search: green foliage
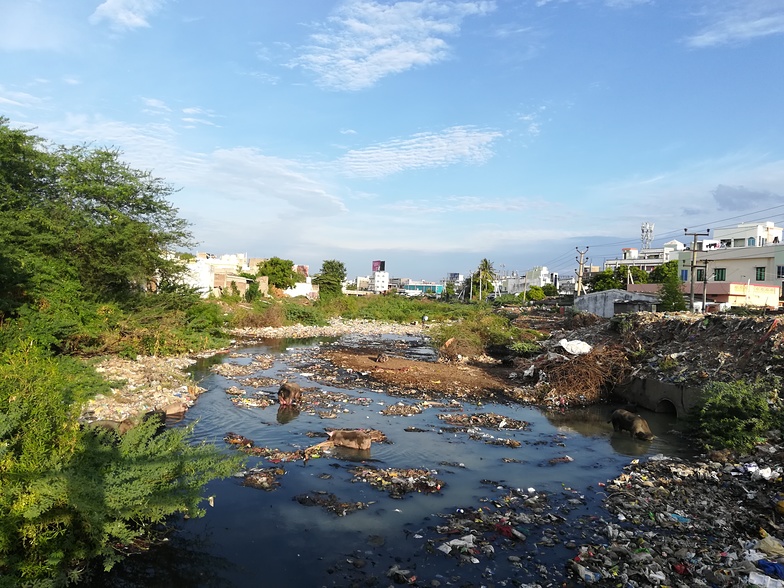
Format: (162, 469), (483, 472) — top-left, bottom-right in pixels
(526, 286), (546, 301)
(542, 283), (558, 296)
(658, 270), (687, 311)
(693, 377), (782, 452)
(255, 257), (303, 290)
(282, 299), (327, 326)
(469, 259), (496, 301)
(589, 266), (650, 292)
(0, 347), (244, 585)
(648, 260), (680, 283)
(589, 269), (623, 292)
(507, 340), (541, 356)
(312, 259), (346, 301)
(492, 293), (522, 306)
(429, 308), (519, 350)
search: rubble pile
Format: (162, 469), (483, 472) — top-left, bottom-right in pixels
(229, 318), (428, 342)
(81, 355), (202, 422)
(556, 312), (784, 387)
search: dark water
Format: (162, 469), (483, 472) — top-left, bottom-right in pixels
(90, 336), (696, 588)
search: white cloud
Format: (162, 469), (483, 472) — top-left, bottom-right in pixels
(141, 97), (171, 111)
(340, 125), (503, 178)
(90, 0), (167, 31)
(290, 0), (496, 91)
(181, 117), (218, 127)
(686, 1), (784, 47)
(384, 195), (544, 214)
(0, 86), (45, 108)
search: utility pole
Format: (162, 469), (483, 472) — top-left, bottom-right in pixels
(701, 259), (710, 312)
(684, 228), (710, 312)
(575, 247), (589, 296)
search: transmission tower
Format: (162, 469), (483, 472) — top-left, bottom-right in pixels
(641, 222), (654, 250)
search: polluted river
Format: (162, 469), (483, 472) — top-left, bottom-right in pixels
(93, 331), (698, 588)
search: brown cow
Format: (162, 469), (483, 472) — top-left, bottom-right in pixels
(327, 430), (372, 450)
(609, 409), (655, 441)
(277, 382), (302, 406)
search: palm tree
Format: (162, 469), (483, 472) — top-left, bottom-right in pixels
(473, 258), (496, 300)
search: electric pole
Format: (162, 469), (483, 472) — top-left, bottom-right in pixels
(575, 247), (589, 296)
(701, 259), (710, 312)
(684, 228), (710, 312)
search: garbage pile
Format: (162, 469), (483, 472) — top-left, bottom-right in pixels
(555, 312), (784, 387)
(349, 466), (445, 498)
(293, 492), (368, 516)
(567, 442), (784, 587)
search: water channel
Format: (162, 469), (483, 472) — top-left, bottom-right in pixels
(93, 334), (697, 587)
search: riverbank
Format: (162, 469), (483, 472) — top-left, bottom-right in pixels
(79, 315), (784, 587)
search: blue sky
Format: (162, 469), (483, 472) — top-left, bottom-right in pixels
(3, 0), (784, 282)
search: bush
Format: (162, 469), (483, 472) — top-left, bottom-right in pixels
(283, 299), (327, 326)
(0, 346), (243, 586)
(693, 377), (782, 452)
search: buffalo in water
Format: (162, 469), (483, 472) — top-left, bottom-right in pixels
(277, 382), (302, 406)
(609, 409), (654, 441)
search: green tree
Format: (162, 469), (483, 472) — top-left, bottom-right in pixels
(588, 269), (622, 292)
(616, 266), (649, 286)
(313, 259), (346, 300)
(255, 257), (303, 290)
(0, 122), (194, 305)
(649, 260), (680, 283)
(441, 282), (456, 301)
(658, 270), (687, 311)
(472, 259), (496, 300)
(526, 285), (546, 301)
(542, 283), (558, 296)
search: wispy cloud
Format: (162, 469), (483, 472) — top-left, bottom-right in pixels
(340, 125), (503, 178)
(686, 1), (784, 47)
(385, 195), (545, 214)
(0, 86), (45, 108)
(90, 0), (167, 31)
(290, 0), (496, 91)
(141, 97), (171, 112)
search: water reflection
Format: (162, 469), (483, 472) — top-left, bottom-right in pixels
(88, 338), (698, 587)
(275, 405), (300, 424)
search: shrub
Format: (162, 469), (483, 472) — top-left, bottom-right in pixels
(693, 377), (781, 452)
(0, 346), (243, 586)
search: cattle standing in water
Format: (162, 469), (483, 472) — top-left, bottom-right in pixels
(327, 430), (372, 450)
(609, 409), (655, 441)
(277, 382), (302, 406)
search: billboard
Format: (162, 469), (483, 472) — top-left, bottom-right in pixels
(372, 260), (385, 272)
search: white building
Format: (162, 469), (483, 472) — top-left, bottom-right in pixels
(604, 240), (685, 273)
(369, 271), (389, 293)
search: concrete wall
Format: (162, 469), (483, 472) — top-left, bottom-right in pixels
(574, 289), (659, 318)
(613, 378), (703, 419)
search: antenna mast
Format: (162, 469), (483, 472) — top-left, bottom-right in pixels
(641, 222), (654, 250)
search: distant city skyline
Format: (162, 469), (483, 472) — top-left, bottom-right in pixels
(3, 1), (784, 282)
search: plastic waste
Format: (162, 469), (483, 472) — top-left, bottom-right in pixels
(758, 535), (784, 559)
(748, 571), (784, 587)
(558, 338), (592, 355)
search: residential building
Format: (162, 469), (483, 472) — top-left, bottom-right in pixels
(369, 271), (389, 293)
(677, 221), (784, 306)
(604, 240), (685, 274)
